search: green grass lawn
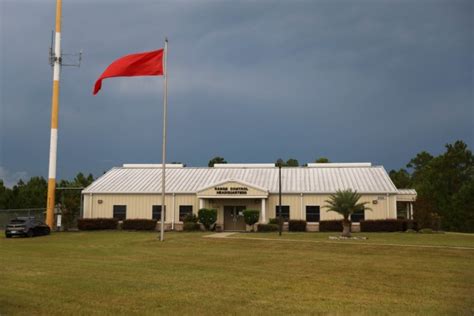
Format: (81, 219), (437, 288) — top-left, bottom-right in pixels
(1, 231), (473, 315)
(233, 231), (474, 248)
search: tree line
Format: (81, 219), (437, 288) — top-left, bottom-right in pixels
(0, 173), (94, 210)
(389, 140), (473, 232)
(0, 173), (94, 227)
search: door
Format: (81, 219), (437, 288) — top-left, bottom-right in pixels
(224, 206), (246, 231)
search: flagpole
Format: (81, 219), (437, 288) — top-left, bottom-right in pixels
(160, 38), (168, 241)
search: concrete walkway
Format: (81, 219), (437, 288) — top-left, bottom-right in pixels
(203, 232), (236, 238)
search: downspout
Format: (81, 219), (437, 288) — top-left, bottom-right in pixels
(89, 193), (93, 218)
(300, 193), (304, 220)
(386, 193), (390, 219)
(79, 192), (84, 218)
(172, 193), (176, 230)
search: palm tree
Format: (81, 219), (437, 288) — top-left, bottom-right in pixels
(324, 189), (371, 237)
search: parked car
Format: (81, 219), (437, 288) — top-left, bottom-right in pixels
(5, 217), (51, 238)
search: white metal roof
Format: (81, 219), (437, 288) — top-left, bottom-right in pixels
(307, 162), (372, 168)
(397, 189), (417, 195)
(214, 163), (275, 168)
(83, 164), (399, 194)
(122, 164), (184, 168)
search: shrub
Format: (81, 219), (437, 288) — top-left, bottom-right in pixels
(268, 218), (279, 225)
(360, 219), (419, 232)
(77, 218), (118, 230)
(419, 228), (434, 234)
(183, 213), (198, 223)
(289, 220), (307, 232)
(360, 219), (403, 232)
(183, 222), (201, 231)
(243, 210), (260, 231)
(257, 224), (279, 232)
(403, 220), (418, 231)
(429, 213), (442, 231)
(198, 208), (217, 230)
(319, 220), (343, 232)
(122, 219), (157, 231)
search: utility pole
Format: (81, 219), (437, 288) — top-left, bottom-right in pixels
(45, 0), (82, 229)
(45, 0), (63, 229)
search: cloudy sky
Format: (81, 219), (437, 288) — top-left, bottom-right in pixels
(0, 0), (472, 186)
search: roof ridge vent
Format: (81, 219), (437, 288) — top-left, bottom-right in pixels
(123, 164), (184, 168)
(307, 163), (372, 168)
(214, 163), (276, 168)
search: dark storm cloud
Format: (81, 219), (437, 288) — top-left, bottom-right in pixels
(0, 0), (472, 183)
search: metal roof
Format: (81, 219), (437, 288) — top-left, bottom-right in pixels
(397, 189), (417, 195)
(307, 162), (372, 168)
(82, 164), (399, 194)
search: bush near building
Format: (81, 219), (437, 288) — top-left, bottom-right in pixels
(198, 208), (217, 230)
(122, 219), (157, 231)
(77, 218), (118, 230)
(183, 222), (201, 231)
(289, 220), (307, 231)
(319, 220), (343, 232)
(183, 213), (199, 223)
(360, 219), (419, 232)
(182, 213), (201, 231)
(243, 209), (260, 231)
(257, 223), (279, 232)
(268, 218), (279, 224)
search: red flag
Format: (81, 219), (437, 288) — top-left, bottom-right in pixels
(93, 49), (164, 95)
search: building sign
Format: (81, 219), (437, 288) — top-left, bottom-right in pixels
(214, 186), (248, 195)
(197, 181), (268, 198)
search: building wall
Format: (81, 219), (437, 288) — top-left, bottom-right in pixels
(83, 193), (198, 227)
(265, 193), (397, 221)
(83, 192), (397, 225)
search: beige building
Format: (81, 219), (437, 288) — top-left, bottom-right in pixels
(81, 163), (416, 231)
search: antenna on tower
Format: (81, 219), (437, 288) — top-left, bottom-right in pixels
(49, 30), (55, 66)
(48, 30), (82, 68)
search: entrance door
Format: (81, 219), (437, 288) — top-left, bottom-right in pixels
(224, 206), (246, 231)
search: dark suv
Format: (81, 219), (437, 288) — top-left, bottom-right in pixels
(5, 217), (51, 238)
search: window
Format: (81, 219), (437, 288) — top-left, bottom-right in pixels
(113, 205), (126, 221)
(275, 205), (290, 222)
(152, 205), (166, 221)
(306, 206), (320, 222)
(351, 210), (365, 223)
(179, 205), (193, 222)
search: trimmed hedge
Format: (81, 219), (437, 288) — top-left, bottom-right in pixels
(319, 220), (343, 232)
(268, 218), (279, 225)
(404, 220), (418, 231)
(183, 213), (199, 223)
(183, 222), (201, 231)
(122, 219), (157, 231)
(77, 218), (118, 230)
(198, 208), (217, 230)
(360, 219), (419, 232)
(243, 210), (260, 227)
(257, 224), (279, 232)
(289, 220), (307, 232)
